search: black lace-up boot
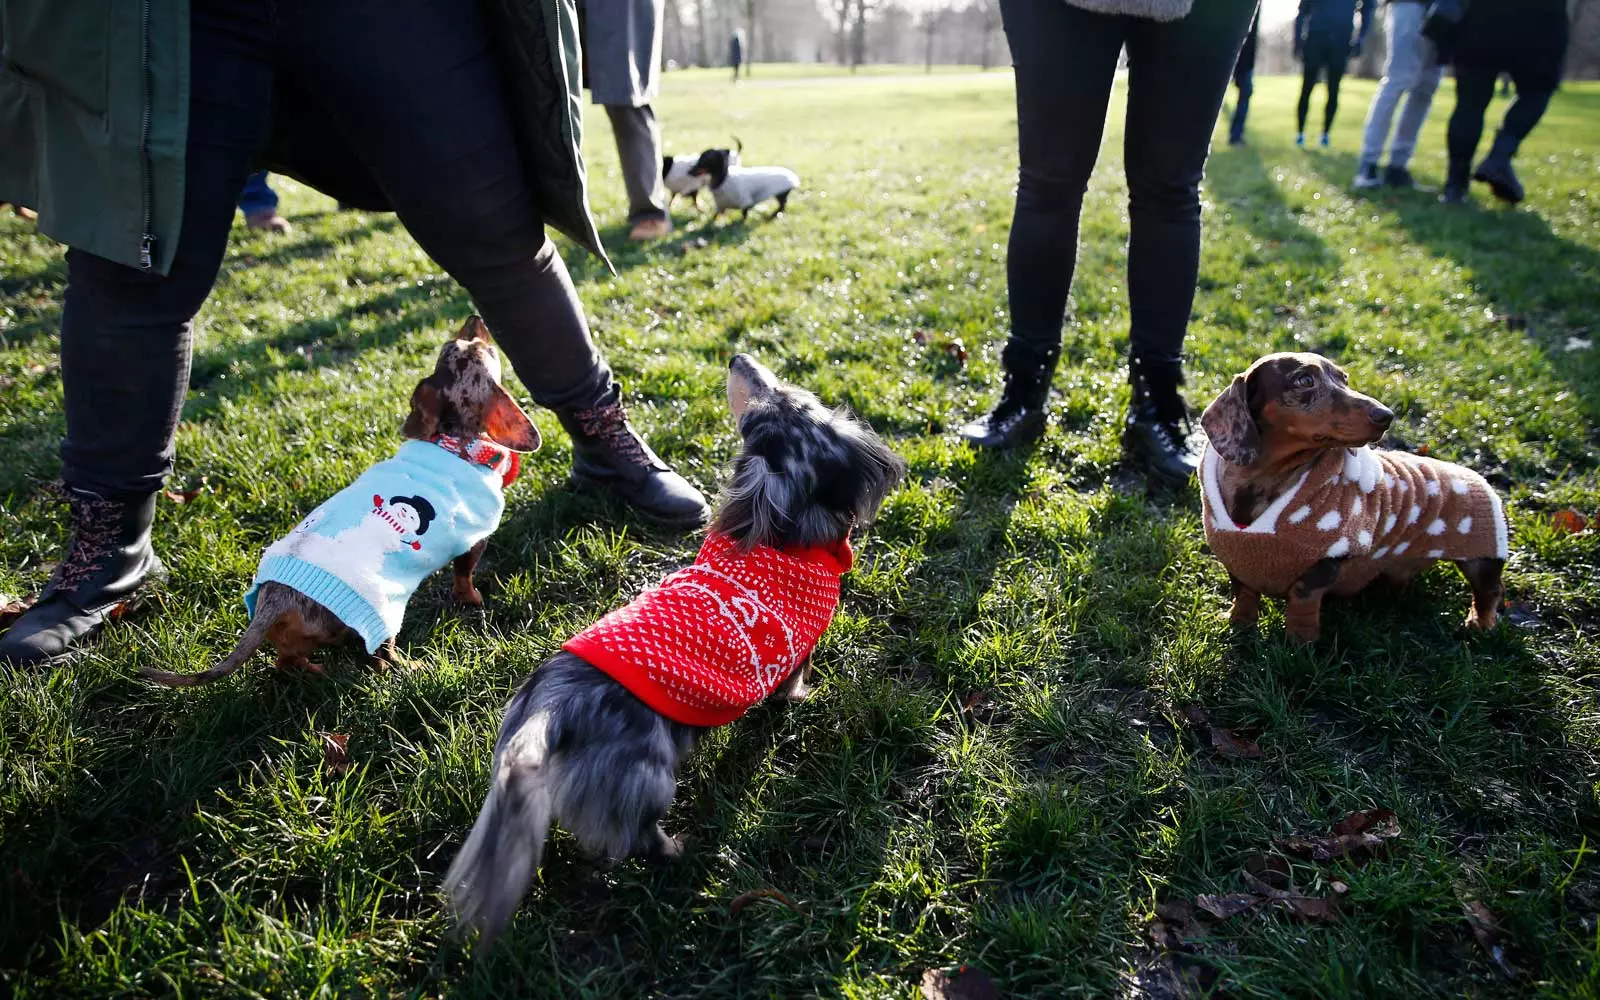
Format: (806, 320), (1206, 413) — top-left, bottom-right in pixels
(556, 401), (710, 528)
(0, 488), (164, 667)
(1122, 357), (1202, 489)
(957, 351), (1052, 450)
(1472, 130), (1525, 204)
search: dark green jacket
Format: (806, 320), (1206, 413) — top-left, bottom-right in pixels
(0, 0), (609, 275)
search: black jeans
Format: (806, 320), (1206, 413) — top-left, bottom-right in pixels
(997, 0), (1257, 378)
(1446, 61), (1554, 184)
(1296, 32), (1350, 136)
(60, 0), (615, 499)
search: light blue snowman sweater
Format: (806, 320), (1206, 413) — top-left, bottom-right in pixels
(246, 438), (515, 652)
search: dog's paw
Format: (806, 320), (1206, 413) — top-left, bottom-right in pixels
(784, 680), (813, 703)
(452, 581), (485, 608)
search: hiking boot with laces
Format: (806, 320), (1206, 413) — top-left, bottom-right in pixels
(1472, 131), (1525, 204)
(958, 366), (1049, 450)
(1122, 358), (1202, 489)
(556, 401), (709, 528)
(0, 487), (164, 667)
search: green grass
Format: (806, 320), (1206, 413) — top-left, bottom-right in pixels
(2, 70), (1598, 998)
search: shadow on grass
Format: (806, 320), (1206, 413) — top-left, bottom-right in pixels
(1206, 140), (1337, 271)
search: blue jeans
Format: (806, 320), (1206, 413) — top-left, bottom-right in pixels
(237, 170), (279, 216)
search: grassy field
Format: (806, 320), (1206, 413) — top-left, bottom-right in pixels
(2, 70), (1598, 998)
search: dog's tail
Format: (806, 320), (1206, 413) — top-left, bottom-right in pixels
(732, 134), (743, 155)
(138, 613), (271, 687)
(443, 690), (555, 945)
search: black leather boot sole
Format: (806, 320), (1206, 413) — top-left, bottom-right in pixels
(957, 406), (1046, 450)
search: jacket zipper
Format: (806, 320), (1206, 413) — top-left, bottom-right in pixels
(137, 0), (157, 271)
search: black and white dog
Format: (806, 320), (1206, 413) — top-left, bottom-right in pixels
(662, 139), (742, 212)
(689, 148), (800, 221)
(444, 354), (904, 944)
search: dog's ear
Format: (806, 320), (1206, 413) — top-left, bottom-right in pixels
(713, 452), (795, 550)
(1200, 374), (1260, 466)
(482, 382), (541, 452)
(403, 379), (442, 440)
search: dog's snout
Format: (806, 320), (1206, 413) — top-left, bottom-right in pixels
(1370, 405), (1394, 428)
(729, 353), (751, 372)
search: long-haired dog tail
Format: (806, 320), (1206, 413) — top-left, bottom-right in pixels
(138, 613), (272, 687)
(443, 685), (555, 945)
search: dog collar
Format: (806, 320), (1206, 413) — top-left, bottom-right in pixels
(429, 435), (522, 489)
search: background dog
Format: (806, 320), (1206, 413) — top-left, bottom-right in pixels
(443, 353), (904, 944)
(140, 317), (540, 685)
(689, 148), (799, 221)
(1199, 352), (1508, 643)
(663, 139), (741, 212)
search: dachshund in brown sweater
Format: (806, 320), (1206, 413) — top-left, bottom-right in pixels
(1199, 353), (1508, 643)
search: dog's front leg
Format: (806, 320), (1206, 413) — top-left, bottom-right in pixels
(368, 637), (415, 672)
(1284, 557), (1342, 644)
(775, 656), (815, 703)
(1457, 557), (1505, 630)
(452, 539), (488, 607)
(1229, 573), (1262, 629)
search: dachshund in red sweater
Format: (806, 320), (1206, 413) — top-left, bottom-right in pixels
(445, 354), (904, 943)
(1199, 352), (1508, 643)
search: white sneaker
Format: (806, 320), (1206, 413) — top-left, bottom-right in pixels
(1353, 163), (1382, 189)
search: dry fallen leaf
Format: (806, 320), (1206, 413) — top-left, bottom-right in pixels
(1463, 900), (1517, 980)
(1282, 894), (1339, 923)
(1276, 808), (1400, 861)
(912, 329), (930, 345)
(728, 887), (804, 917)
(943, 341), (968, 364)
(163, 476), (210, 505)
(1209, 727), (1263, 760)
(920, 965), (1000, 1000)
(320, 732), (352, 776)
(1551, 509), (1590, 535)
(1244, 853), (1293, 891)
(1195, 892), (1261, 920)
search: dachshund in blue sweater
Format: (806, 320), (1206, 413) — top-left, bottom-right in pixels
(141, 316), (540, 685)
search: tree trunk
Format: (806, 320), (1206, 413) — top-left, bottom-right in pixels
(694, 0), (709, 66)
(924, 21), (936, 73)
(744, 0), (756, 77)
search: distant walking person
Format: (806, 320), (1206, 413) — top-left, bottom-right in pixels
(730, 30), (744, 81)
(1228, 13), (1259, 146)
(238, 171), (292, 234)
(1441, 0), (1568, 204)
(1353, 0), (1441, 189)
(958, 0), (1257, 490)
(1294, 0), (1373, 147)
(580, 0), (674, 240)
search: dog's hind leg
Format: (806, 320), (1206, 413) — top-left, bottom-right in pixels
(775, 655), (814, 703)
(1284, 557), (1342, 643)
(1228, 574), (1261, 629)
(1457, 557), (1504, 630)
(775, 190), (790, 215)
(452, 539), (487, 607)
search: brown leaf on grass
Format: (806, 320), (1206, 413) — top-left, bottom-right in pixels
(1209, 727), (1263, 760)
(943, 340), (968, 365)
(1195, 893), (1261, 920)
(163, 476), (210, 505)
(1178, 704), (1210, 728)
(1282, 895), (1339, 923)
(1551, 509), (1591, 534)
(320, 732), (352, 776)
(1463, 900), (1518, 980)
(920, 965), (1000, 1000)
(1276, 809), (1399, 861)
(1244, 853), (1292, 891)
(728, 887), (805, 917)
(0, 595), (35, 629)
(959, 691), (988, 724)
(912, 329), (930, 345)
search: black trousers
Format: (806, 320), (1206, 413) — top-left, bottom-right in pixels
(997, 0), (1257, 377)
(1297, 31), (1350, 136)
(1446, 60), (1555, 185)
(60, 0), (616, 499)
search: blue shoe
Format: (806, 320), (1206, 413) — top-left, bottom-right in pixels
(1319, 133), (1331, 148)
(1295, 133), (1306, 147)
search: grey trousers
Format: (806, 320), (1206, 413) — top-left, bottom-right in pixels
(1358, 2), (1442, 169)
(604, 103), (669, 223)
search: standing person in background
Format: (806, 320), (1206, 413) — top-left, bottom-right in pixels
(238, 171), (292, 234)
(1441, 0), (1568, 205)
(730, 30), (745, 82)
(580, 0), (674, 241)
(1227, 12), (1260, 146)
(1352, 0), (1440, 189)
(0, 0), (710, 668)
(957, 0), (1257, 490)
(1294, 0), (1372, 147)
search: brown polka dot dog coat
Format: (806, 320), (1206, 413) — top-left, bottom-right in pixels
(1200, 443), (1509, 598)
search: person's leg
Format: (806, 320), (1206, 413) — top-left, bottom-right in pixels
(1385, 5), (1440, 173)
(958, 0), (1123, 448)
(1358, 3), (1417, 171)
(1, 0), (276, 666)
(1119, 0), (1257, 485)
(282, 0), (707, 525)
(1323, 43), (1346, 139)
(1444, 62), (1496, 198)
(238, 170), (292, 234)
(604, 103), (671, 238)
(1228, 63), (1253, 144)
(1472, 65), (1554, 204)
(1296, 45), (1324, 138)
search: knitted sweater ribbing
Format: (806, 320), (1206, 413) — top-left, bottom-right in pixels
(1062, 0), (1193, 22)
(1201, 444), (1508, 598)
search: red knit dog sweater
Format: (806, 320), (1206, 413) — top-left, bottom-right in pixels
(563, 531), (853, 727)
(1201, 443), (1509, 598)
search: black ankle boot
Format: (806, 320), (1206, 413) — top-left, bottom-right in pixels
(958, 367), (1050, 450)
(1122, 358), (1202, 489)
(0, 488), (164, 667)
(556, 401), (710, 528)
(1472, 132), (1524, 204)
